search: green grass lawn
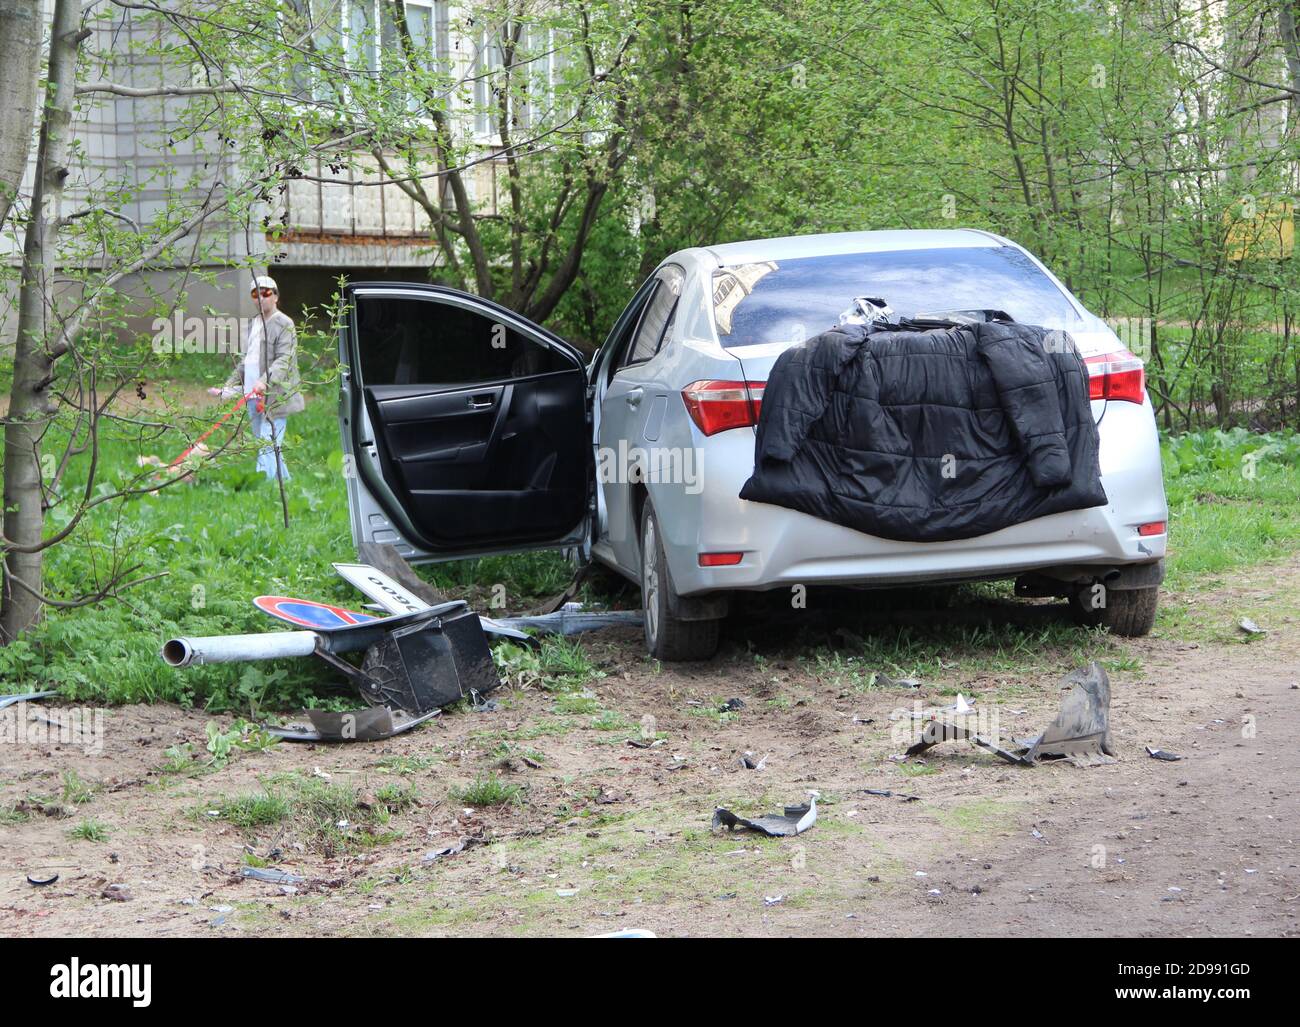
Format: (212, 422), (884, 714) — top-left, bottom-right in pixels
(1, 380), (1298, 710)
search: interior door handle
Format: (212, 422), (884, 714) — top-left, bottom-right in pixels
(624, 388), (643, 408)
(467, 394), (495, 409)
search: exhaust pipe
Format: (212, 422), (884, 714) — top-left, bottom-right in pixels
(162, 631), (321, 668)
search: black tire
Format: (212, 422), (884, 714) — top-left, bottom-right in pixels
(640, 503), (720, 661)
(1069, 583), (1158, 637)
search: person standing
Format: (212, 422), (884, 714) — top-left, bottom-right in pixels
(209, 274), (303, 481)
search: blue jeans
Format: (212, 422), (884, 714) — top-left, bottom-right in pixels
(250, 409), (290, 481)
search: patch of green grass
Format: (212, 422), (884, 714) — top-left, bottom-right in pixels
(450, 772), (522, 807)
(1162, 430), (1300, 590)
(68, 818), (110, 842)
(373, 782), (418, 810)
(0, 804), (31, 826)
(202, 772), (413, 855)
(495, 636), (607, 694)
(61, 770), (96, 805)
(471, 717), (576, 745)
(553, 690), (600, 715)
(374, 754), (437, 775)
(204, 790), (293, 829)
(157, 742), (207, 778)
(934, 798), (1021, 836)
(488, 741), (545, 764)
(591, 709), (631, 732)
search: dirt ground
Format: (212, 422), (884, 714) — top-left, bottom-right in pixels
(2, 556), (1297, 938)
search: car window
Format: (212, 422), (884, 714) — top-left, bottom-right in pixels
(354, 295), (571, 386)
(621, 264), (684, 368)
(712, 246), (1084, 347)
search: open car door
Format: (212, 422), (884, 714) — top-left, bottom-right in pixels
(340, 283), (592, 563)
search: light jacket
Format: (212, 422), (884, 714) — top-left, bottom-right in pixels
(223, 309), (305, 417)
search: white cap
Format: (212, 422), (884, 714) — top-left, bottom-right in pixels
(250, 274), (278, 292)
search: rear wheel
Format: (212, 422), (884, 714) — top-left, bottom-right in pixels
(1069, 583), (1158, 637)
(640, 503), (720, 661)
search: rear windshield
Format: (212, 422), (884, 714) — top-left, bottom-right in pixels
(712, 246), (1084, 346)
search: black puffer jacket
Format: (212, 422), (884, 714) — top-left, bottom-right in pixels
(738, 319), (1107, 542)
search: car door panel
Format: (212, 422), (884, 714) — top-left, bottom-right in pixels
(597, 265), (686, 571)
(341, 284), (590, 559)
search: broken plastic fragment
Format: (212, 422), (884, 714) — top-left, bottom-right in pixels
(712, 792), (818, 837)
(265, 707), (439, 743)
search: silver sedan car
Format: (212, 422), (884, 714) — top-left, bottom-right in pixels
(339, 229), (1168, 660)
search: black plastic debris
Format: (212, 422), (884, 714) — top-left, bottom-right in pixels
(905, 662), (1115, 767)
(26, 872), (58, 886)
(1146, 746), (1183, 761)
(712, 792), (818, 837)
(863, 788), (920, 802)
(266, 707), (439, 743)
(720, 698), (746, 713)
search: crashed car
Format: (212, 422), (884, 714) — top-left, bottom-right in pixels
(338, 229), (1168, 661)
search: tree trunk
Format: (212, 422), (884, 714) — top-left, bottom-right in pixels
(0, 0), (43, 230)
(1, 0), (82, 644)
(1278, 3), (1300, 106)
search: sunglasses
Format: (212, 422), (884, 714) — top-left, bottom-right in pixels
(251, 287), (276, 297)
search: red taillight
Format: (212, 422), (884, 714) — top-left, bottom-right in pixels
(699, 552), (744, 566)
(1138, 521), (1166, 537)
(1085, 350), (1145, 404)
(681, 380), (765, 436)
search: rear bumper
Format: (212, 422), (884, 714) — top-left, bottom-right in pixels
(656, 399), (1169, 595)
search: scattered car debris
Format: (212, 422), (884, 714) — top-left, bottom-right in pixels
(1146, 746), (1184, 761)
(240, 867), (306, 885)
(720, 697), (746, 712)
(763, 895), (785, 906)
(1238, 617), (1266, 635)
(738, 751), (769, 770)
(862, 788), (920, 802)
(163, 552), (644, 722)
(492, 602), (645, 638)
(470, 696), (500, 713)
(905, 662), (1115, 767)
(265, 707), (440, 743)
(556, 888), (580, 898)
(423, 840), (467, 863)
(0, 690), (57, 711)
(876, 672), (922, 688)
(712, 791), (818, 837)
(26, 872), (58, 887)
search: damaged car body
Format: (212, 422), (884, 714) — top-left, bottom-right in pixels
(339, 229), (1168, 662)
